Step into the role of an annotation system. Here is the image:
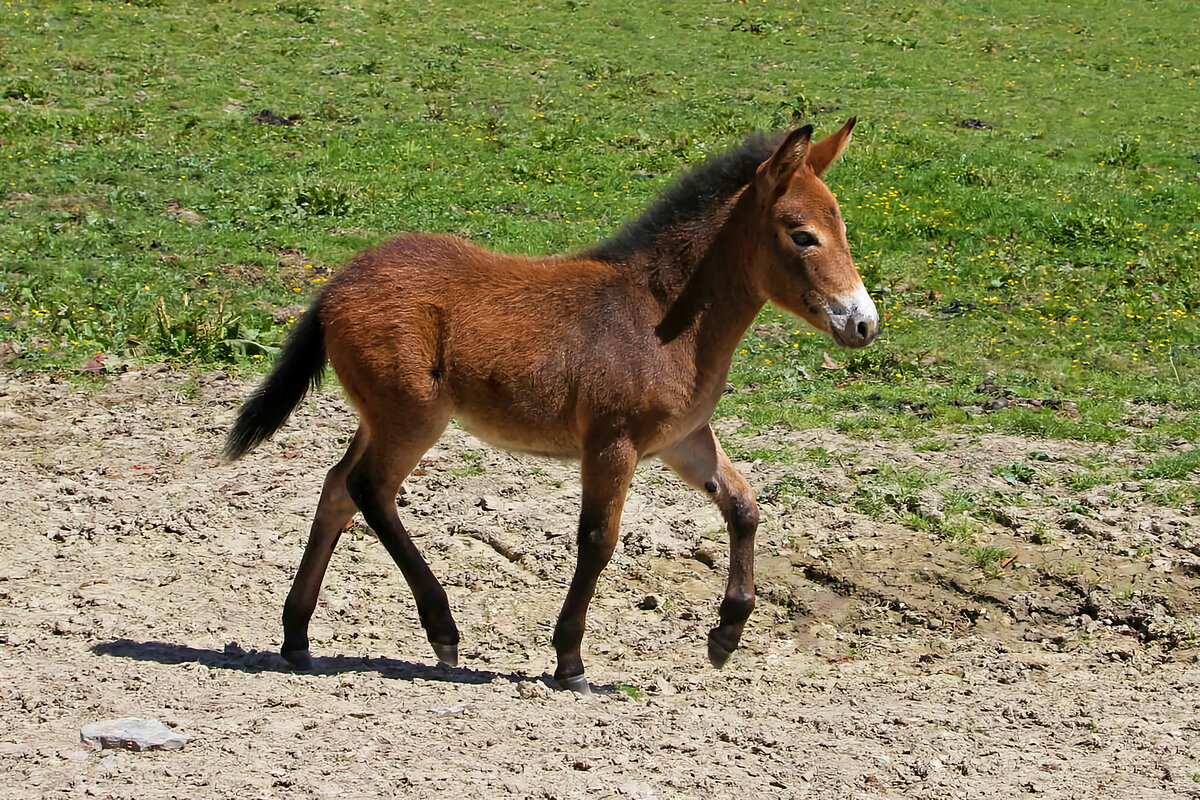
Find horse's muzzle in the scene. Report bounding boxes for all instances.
[833,310,878,348]
[828,287,879,348]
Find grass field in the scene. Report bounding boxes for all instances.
[1,0,1198,451]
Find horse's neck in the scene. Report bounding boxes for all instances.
[651,193,766,366]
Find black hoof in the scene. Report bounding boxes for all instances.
[707,632,735,668]
[431,642,459,667]
[282,647,314,672]
[556,674,592,695]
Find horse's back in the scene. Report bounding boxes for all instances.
[317,231,700,456]
[319,233,601,442]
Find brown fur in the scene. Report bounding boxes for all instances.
[226,119,877,691]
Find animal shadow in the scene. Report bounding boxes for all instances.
[91,638,530,687]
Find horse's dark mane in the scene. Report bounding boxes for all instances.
[585,130,784,263]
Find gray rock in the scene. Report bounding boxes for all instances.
[80,718,190,752]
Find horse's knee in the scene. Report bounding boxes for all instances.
[576,513,619,555]
[321,465,351,501]
[728,494,759,538]
[316,477,356,526]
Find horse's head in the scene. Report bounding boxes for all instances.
[752,119,878,348]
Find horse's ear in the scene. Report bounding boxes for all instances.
[805,117,856,178]
[755,125,813,198]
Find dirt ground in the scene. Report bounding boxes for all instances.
[2,368,1199,799]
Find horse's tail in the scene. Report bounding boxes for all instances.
[224,298,327,461]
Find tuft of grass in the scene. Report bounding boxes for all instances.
[615,683,644,700]
[939,489,978,517]
[761,475,823,507]
[452,451,485,477]
[1137,450,1200,480]
[991,462,1036,486]
[967,544,1011,580]
[1065,471,1116,492]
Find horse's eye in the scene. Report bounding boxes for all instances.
[790,230,818,248]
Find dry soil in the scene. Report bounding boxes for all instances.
[2,369,1198,799]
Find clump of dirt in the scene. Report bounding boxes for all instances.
[252,108,302,127]
[1,369,1198,799]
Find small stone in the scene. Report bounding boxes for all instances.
[80,719,189,752]
[1107,646,1135,661]
[1060,513,1114,540]
[917,503,946,523]
[809,622,837,640]
[638,593,661,610]
[166,205,203,225]
[517,680,552,700]
[989,507,1021,530]
[428,702,471,717]
[975,376,1004,396]
[693,546,718,568]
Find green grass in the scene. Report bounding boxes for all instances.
[991,461,1037,486]
[725,445,793,464]
[1,0,1198,445]
[615,683,644,700]
[966,544,1011,580]
[1137,449,1200,480]
[452,450,485,477]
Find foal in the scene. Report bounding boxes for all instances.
[226,119,877,693]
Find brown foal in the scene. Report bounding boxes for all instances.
[225,119,877,693]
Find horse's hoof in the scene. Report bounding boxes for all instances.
[282,647,314,671]
[556,674,592,695]
[707,632,735,669]
[431,642,459,667]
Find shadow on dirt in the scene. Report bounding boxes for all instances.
[92,638,531,686]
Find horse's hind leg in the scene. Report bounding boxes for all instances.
[281,428,368,670]
[658,424,760,668]
[346,426,459,666]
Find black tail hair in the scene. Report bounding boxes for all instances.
[224,300,327,461]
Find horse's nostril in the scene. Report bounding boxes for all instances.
[856,320,869,339]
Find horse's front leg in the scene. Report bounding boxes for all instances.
[659,423,760,668]
[552,435,638,694]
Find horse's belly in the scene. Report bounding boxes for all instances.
[452,408,581,460]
